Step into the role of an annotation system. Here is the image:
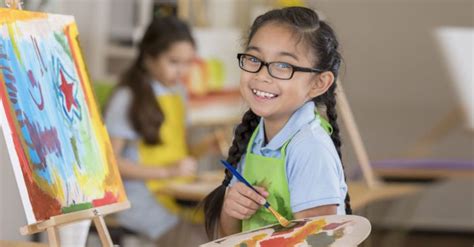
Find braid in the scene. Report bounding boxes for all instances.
[312,20,352,215]
[322,84,353,215]
[202,110,260,239]
[227,110,260,166]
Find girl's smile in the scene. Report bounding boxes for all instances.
[251,88,279,101]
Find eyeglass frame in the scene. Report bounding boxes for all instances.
[237,53,324,80]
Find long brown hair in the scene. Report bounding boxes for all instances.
[113,16,194,144]
[202,7,352,239]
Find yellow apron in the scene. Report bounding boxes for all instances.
[138,94,202,222]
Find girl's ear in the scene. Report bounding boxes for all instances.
[308,71,334,98]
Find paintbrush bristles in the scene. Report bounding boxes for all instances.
[267,206,290,227]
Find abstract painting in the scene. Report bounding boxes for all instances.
[201,215,371,247]
[0,8,127,224]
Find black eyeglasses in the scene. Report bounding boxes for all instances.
[237,53,323,80]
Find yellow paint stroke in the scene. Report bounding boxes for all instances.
[65,23,126,200]
[73,163,103,198]
[6,23,23,67]
[0,8,47,24]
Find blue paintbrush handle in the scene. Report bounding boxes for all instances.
[220,160,270,208]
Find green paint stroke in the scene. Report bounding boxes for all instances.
[54,32,72,59]
[61,202,92,213]
[77,122,103,177]
[306,232,335,247]
[70,137,81,168]
[274,194,290,218]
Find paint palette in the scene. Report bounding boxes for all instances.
[201,215,371,247]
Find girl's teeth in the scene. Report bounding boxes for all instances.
[252,89,276,99]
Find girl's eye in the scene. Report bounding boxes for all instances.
[274,62,292,69]
[247,56,260,63]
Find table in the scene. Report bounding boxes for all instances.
[157,170,424,211]
[373,159,474,181]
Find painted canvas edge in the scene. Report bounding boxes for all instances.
[0,98,35,224]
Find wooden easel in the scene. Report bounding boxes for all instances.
[335,80,423,211]
[4,0,22,10]
[20,201,130,247]
[335,82,380,189]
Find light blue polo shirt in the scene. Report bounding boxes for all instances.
[233,101,348,215]
[104,80,188,240]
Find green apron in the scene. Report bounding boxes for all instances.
[241,112,332,231]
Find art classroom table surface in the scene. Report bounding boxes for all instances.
[156,170,424,210]
[188,90,244,127]
[372,160,474,181]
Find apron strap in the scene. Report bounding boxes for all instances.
[315,111,333,135]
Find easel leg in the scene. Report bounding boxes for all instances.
[47,227,60,247]
[93,216,114,247]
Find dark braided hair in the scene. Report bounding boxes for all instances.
[202,110,260,238]
[202,6,351,240]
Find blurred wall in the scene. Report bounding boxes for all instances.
[307,0,473,162]
[307,0,473,230]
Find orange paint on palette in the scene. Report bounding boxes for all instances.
[260,219,326,247]
[322,221,351,230]
[235,233,268,247]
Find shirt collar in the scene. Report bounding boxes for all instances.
[151,80,181,95]
[254,101,316,151]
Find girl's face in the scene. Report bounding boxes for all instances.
[240,22,321,124]
[146,40,195,87]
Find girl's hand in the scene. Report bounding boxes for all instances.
[222,182,268,220]
[175,157,197,177]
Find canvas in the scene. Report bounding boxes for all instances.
[0,8,127,224]
[435,27,474,129]
[201,215,371,247]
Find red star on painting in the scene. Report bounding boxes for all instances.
[59,69,77,112]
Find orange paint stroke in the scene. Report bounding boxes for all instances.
[235,233,268,247]
[0,8,47,24]
[92,191,118,207]
[260,219,326,247]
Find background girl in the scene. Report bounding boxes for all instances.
[104,16,202,244]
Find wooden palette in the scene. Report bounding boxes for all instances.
[201,215,371,247]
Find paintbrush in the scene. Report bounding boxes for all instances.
[220,160,290,227]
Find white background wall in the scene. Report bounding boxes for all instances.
[0,131,28,241]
